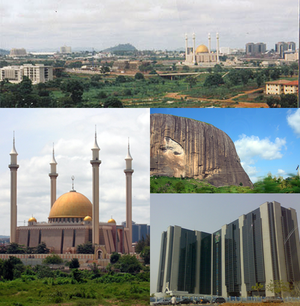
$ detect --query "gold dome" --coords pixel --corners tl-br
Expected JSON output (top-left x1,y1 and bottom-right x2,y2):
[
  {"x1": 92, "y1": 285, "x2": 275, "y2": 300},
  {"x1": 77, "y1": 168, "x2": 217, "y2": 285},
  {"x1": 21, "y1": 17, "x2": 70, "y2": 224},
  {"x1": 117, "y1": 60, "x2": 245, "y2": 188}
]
[
  {"x1": 28, "y1": 216, "x2": 37, "y2": 222},
  {"x1": 49, "y1": 191, "x2": 92, "y2": 219},
  {"x1": 83, "y1": 216, "x2": 92, "y2": 221},
  {"x1": 196, "y1": 44, "x2": 209, "y2": 53},
  {"x1": 108, "y1": 218, "x2": 116, "y2": 224}
]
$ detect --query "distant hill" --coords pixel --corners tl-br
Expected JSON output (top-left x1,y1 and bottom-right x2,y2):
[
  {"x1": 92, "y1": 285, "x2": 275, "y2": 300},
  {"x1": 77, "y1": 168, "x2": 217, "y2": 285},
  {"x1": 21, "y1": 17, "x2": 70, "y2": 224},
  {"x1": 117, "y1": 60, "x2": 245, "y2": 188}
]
[
  {"x1": 0, "y1": 235, "x2": 9, "y2": 238},
  {"x1": 102, "y1": 43, "x2": 137, "y2": 53},
  {"x1": 0, "y1": 49, "x2": 10, "y2": 56}
]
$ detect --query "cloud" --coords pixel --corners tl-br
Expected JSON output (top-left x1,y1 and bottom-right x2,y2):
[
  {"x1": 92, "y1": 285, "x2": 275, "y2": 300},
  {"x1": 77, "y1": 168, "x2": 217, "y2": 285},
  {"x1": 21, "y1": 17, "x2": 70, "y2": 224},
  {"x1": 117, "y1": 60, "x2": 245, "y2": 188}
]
[
  {"x1": 235, "y1": 134, "x2": 286, "y2": 161},
  {"x1": 287, "y1": 109, "x2": 300, "y2": 137}
]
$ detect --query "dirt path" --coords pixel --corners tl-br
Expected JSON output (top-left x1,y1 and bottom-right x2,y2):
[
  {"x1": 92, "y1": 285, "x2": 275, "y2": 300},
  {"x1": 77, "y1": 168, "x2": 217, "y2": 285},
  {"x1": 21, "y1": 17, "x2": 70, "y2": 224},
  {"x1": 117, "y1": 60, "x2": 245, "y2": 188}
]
[{"x1": 164, "y1": 88, "x2": 269, "y2": 108}]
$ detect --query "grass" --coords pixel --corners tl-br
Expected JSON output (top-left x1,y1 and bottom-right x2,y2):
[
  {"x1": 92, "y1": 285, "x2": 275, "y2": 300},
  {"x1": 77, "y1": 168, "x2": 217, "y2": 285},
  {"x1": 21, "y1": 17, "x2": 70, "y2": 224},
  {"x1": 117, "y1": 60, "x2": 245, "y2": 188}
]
[{"x1": 0, "y1": 277, "x2": 150, "y2": 306}]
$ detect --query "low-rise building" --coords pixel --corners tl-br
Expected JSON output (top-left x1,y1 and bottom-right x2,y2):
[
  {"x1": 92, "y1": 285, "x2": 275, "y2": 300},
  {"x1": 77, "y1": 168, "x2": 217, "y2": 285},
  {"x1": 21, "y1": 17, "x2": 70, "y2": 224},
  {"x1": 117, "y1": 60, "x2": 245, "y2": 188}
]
[{"x1": 265, "y1": 79, "x2": 298, "y2": 95}]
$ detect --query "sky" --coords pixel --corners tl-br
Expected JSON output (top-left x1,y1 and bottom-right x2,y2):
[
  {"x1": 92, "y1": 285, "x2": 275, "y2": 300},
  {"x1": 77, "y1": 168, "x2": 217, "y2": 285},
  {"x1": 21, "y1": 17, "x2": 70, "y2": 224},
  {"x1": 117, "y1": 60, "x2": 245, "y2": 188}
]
[
  {"x1": 150, "y1": 108, "x2": 300, "y2": 183},
  {"x1": 150, "y1": 193, "x2": 300, "y2": 294},
  {"x1": 0, "y1": 108, "x2": 150, "y2": 236},
  {"x1": 0, "y1": 0, "x2": 298, "y2": 51}
]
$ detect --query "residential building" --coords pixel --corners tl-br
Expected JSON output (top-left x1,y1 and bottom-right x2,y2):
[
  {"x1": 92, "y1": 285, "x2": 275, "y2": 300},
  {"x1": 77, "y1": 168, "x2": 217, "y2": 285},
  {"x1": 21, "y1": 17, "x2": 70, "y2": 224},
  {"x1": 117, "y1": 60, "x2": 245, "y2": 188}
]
[{"x1": 265, "y1": 80, "x2": 298, "y2": 95}]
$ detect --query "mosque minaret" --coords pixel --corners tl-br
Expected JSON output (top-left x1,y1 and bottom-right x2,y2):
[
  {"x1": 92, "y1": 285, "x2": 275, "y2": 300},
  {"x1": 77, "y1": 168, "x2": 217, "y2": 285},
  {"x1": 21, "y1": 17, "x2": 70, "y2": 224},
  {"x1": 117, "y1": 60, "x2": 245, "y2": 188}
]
[
  {"x1": 90, "y1": 130, "x2": 101, "y2": 246},
  {"x1": 49, "y1": 145, "x2": 58, "y2": 208},
  {"x1": 9, "y1": 133, "x2": 19, "y2": 243},
  {"x1": 124, "y1": 140, "x2": 134, "y2": 250}
]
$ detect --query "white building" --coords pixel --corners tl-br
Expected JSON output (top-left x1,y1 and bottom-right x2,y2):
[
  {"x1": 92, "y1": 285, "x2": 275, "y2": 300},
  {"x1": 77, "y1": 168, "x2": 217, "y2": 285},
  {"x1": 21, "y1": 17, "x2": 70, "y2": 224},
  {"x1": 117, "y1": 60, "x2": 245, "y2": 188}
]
[{"x1": 0, "y1": 64, "x2": 53, "y2": 84}]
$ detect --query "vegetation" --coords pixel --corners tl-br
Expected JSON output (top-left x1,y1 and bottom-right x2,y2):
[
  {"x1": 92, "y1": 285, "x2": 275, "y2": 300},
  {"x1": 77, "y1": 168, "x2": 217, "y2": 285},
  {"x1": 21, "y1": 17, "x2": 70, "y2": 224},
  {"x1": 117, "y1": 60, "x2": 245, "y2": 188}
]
[
  {"x1": 0, "y1": 255, "x2": 149, "y2": 305},
  {"x1": 150, "y1": 174, "x2": 300, "y2": 193},
  {"x1": 0, "y1": 242, "x2": 49, "y2": 254},
  {"x1": 76, "y1": 241, "x2": 94, "y2": 254},
  {"x1": 135, "y1": 235, "x2": 150, "y2": 265},
  {"x1": 42, "y1": 254, "x2": 63, "y2": 265}
]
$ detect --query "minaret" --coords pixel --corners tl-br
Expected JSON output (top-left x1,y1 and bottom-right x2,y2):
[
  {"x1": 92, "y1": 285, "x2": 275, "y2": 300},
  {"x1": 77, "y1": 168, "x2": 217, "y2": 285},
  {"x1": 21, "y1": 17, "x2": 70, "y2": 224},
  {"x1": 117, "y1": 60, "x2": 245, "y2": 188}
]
[
  {"x1": 192, "y1": 33, "x2": 196, "y2": 64},
  {"x1": 90, "y1": 129, "x2": 101, "y2": 245},
  {"x1": 49, "y1": 144, "x2": 58, "y2": 208},
  {"x1": 9, "y1": 132, "x2": 19, "y2": 243},
  {"x1": 185, "y1": 33, "x2": 188, "y2": 62},
  {"x1": 208, "y1": 33, "x2": 211, "y2": 53},
  {"x1": 124, "y1": 139, "x2": 134, "y2": 251},
  {"x1": 216, "y1": 32, "x2": 220, "y2": 63}
]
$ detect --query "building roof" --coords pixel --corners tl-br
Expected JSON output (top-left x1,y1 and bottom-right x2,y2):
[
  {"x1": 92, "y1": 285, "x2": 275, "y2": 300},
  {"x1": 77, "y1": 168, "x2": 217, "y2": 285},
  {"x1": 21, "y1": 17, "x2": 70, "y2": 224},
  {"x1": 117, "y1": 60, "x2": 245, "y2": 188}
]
[
  {"x1": 266, "y1": 79, "x2": 291, "y2": 85},
  {"x1": 48, "y1": 191, "x2": 92, "y2": 219},
  {"x1": 196, "y1": 45, "x2": 209, "y2": 53},
  {"x1": 286, "y1": 80, "x2": 298, "y2": 86}
]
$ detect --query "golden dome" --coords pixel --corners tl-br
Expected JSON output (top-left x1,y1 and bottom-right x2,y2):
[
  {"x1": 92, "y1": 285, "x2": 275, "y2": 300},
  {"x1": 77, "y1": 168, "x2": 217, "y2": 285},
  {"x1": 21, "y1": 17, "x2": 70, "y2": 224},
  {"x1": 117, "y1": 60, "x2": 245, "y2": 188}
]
[
  {"x1": 49, "y1": 191, "x2": 92, "y2": 219},
  {"x1": 83, "y1": 216, "x2": 92, "y2": 221},
  {"x1": 108, "y1": 218, "x2": 116, "y2": 224},
  {"x1": 196, "y1": 44, "x2": 209, "y2": 53},
  {"x1": 28, "y1": 216, "x2": 37, "y2": 222}
]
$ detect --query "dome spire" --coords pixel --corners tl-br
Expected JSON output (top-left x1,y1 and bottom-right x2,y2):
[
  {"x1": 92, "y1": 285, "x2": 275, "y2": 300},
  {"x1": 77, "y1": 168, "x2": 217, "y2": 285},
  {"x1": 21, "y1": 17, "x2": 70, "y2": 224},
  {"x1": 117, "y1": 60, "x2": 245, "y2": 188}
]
[
  {"x1": 71, "y1": 175, "x2": 76, "y2": 192},
  {"x1": 10, "y1": 131, "x2": 18, "y2": 156},
  {"x1": 92, "y1": 125, "x2": 100, "y2": 151},
  {"x1": 125, "y1": 137, "x2": 133, "y2": 160},
  {"x1": 50, "y1": 143, "x2": 57, "y2": 165}
]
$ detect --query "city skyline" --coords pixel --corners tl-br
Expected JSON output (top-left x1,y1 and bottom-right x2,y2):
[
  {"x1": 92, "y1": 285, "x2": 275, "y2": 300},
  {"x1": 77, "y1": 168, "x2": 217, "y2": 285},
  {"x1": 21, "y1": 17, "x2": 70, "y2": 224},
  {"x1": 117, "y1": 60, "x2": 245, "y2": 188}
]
[
  {"x1": 1, "y1": 0, "x2": 298, "y2": 51},
  {"x1": 150, "y1": 194, "x2": 300, "y2": 294},
  {"x1": 0, "y1": 109, "x2": 150, "y2": 236}
]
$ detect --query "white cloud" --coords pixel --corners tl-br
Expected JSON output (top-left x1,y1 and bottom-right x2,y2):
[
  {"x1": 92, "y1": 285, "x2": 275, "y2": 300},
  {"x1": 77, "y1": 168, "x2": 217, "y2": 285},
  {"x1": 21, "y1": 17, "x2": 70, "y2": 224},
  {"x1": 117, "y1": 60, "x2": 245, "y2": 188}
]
[
  {"x1": 287, "y1": 109, "x2": 300, "y2": 137},
  {"x1": 235, "y1": 134, "x2": 286, "y2": 161},
  {"x1": 277, "y1": 169, "x2": 287, "y2": 177}
]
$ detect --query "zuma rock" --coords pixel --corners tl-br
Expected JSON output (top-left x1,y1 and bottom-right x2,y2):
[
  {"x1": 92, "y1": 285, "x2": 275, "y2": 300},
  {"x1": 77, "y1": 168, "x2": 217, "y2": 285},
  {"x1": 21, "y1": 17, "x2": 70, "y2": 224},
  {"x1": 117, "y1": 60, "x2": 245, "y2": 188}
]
[{"x1": 150, "y1": 113, "x2": 252, "y2": 187}]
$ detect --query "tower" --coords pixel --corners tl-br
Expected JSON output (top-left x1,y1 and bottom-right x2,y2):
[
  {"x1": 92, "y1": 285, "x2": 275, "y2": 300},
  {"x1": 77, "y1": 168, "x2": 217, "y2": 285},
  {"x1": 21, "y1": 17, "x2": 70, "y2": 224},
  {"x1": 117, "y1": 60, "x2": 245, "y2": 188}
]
[
  {"x1": 185, "y1": 33, "x2": 188, "y2": 62},
  {"x1": 49, "y1": 144, "x2": 58, "y2": 208},
  {"x1": 124, "y1": 139, "x2": 134, "y2": 250},
  {"x1": 216, "y1": 32, "x2": 220, "y2": 63},
  {"x1": 208, "y1": 33, "x2": 211, "y2": 53},
  {"x1": 192, "y1": 33, "x2": 196, "y2": 64},
  {"x1": 9, "y1": 133, "x2": 19, "y2": 243},
  {"x1": 90, "y1": 130, "x2": 101, "y2": 245}
]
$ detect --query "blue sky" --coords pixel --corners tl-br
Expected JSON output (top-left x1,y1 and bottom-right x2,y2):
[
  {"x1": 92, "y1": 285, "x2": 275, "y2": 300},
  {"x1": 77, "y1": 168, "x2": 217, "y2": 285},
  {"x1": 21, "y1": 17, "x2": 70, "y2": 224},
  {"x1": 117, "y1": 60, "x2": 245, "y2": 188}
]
[{"x1": 150, "y1": 108, "x2": 300, "y2": 183}]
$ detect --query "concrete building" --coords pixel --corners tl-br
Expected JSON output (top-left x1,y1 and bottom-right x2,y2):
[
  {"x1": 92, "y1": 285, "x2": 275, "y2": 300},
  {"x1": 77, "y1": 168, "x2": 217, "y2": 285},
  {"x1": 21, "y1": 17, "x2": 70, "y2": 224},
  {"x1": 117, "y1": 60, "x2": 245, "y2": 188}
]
[
  {"x1": 9, "y1": 48, "x2": 27, "y2": 57},
  {"x1": 0, "y1": 64, "x2": 53, "y2": 84},
  {"x1": 245, "y1": 43, "x2": 266, "y2": 56},
  {"x1": 157, "y1": 201, "x2": 300, "y2": 298},
  {"x1": 9, "y1": 132, "x2": 136, "y2": 258},
  {"x1": 275, "y1": 42, "x2": 296, "y2": 58},
  {"x1": 265, "y1": 80, "x2": 298, "y2": 95},
  {"x1": 60, "y1": 46, "x2": 72, "y2": 54},
  {"x1": 122, "y1": 221, "x2": 150, "y2": 243},
  {"x1": 184, "y1": 33, "x2": 219, "y2": 65}
]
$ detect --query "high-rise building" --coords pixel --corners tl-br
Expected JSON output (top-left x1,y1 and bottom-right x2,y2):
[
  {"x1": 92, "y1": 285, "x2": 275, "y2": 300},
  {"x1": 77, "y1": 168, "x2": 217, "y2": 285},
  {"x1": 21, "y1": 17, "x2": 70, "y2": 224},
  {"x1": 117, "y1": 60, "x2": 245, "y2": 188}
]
[
  {"x1": 275, "y1": 42, "x2": 296, "y2": 58},
  {"x1": 60, "y1": 46, "x2": 72, "y2": 54},
  {"x1": 157, "y1": 201, "x2": 300, "y2": 297},
  {"x1": 245, "y1": 42, "x2": 266, "y2": 55}
]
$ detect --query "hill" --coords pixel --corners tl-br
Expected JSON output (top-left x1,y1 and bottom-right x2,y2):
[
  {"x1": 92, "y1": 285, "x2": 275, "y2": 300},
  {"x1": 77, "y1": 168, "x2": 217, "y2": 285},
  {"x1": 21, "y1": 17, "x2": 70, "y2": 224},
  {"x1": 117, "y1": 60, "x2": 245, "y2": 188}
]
[
  {"x1": 102, "y1": 43, "x2": 137, "y2": 53},
  {"x1": 0, "y1": 49, "x2": 10, "y2": 56}
]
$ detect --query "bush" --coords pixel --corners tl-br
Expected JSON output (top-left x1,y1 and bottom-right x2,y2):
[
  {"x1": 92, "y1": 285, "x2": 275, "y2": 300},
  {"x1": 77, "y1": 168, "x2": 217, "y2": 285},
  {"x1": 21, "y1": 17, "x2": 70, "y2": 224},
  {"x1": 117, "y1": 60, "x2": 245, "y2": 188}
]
[
  {"x1": 69, "y1": 258, "x2": 80, "y2": 269},
  {"x1": 42, "y1": 254, "x2": 63, "y2": 265},
  {"x1": 134, "y1": 72, "x2": 144, "y2": 80},
  {"x1": 103, "y1": 97, "x2": 123, "y2": 108}
]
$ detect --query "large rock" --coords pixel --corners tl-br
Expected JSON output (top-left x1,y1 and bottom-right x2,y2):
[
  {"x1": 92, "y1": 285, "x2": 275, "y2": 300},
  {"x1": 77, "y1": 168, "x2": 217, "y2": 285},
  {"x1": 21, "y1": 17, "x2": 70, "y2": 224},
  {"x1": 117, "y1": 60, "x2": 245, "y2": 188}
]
[{"x1": 150, "y1": 113, "x2": 252, "y2": 187}]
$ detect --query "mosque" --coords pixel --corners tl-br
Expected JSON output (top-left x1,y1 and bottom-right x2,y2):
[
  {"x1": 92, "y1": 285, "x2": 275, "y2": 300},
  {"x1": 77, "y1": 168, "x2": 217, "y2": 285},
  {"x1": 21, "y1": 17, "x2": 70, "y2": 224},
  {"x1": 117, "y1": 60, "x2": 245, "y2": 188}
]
[
  {"x1": 8, "y1": 132, "x2": 134, "y2": 258},
  {"x1": 184, "y1": 33, "x2": 220, "y2": 65}
]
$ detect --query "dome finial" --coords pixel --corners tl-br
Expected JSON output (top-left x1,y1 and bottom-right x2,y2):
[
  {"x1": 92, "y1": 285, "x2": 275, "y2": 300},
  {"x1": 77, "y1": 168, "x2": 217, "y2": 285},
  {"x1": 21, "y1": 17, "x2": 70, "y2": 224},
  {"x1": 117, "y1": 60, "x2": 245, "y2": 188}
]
[
  {"x1": 10, "y1": 131, "x2": 18, "y2": 155},
  {"x1": 125, "y1": 137, "x2": 133, "y2": 160},
  {"x1": 92, "y1": 125, "x2": 100, "y2": 150},
  {"x1": 71, "y1": 175, "x2": 76, "y2": 192},
  {"x1": 51, "y1": 143, "x2": 57, "y2": 164}
]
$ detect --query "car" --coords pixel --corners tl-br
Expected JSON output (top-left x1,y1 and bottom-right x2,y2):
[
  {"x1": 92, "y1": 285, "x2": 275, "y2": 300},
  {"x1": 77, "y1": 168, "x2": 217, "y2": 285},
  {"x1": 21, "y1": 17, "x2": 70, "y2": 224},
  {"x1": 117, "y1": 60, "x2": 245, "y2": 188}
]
[
  {"x1": 211, "y1": 297, "x2": 226, "y2": 304},
  {"x1": 152, "y1": 299, "x2": 171, "y2": 305},
  {"x1": 197, "y1": 298, "x2": 211, "y2": 304},
  {"x1": 262, "y1": 297, "x2": 283, "y2": 303},
  {"x1": 177, "y1": 298, "x2": 193, "y2": 304}
]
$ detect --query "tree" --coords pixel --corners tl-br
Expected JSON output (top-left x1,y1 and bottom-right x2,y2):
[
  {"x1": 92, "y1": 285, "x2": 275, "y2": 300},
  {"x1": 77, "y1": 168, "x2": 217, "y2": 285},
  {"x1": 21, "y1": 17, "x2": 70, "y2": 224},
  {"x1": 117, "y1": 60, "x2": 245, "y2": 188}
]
[
  {"x1": 60, "y1": 80, "x2": 84, "y2": 105},
  {"x1": 35, "y1": 242, "x2": 49, "y2": 254},
  {"x1": 6, "y1": 243, "x2": 25, "y2": 254},
  {"x1": 182, "y1": 65, "x2": 190, "y2": 72},
  {"x1": 140, "y1": 246, "x2": 150, "y2": 265},
  {"x1": 134, "y1": 72, "x2": 144, "y2": 80},
  {"x1": 42, "y1": 254, "x2": 63, "y2": 265},
  {"x1": 280, "y1": 94, "x2": 297, "y2": 108},
  {"x1": 266, "y1": 96, "x2": 280, "y2": 108},
  {"x1": 110, "y1": 252, "x2": 121, "y2": 264},
  {"x1": 185, "y1": 76, "x2": 197, "y2": 88},
  {"x1": 103, "y1": 96, "x2": 123, "y2": 108},
  {"x1": 115, "y1": 75, "x2": 127, "y2": 83},
  {"x1": 251, "y1": 282, "x2": 264, "y2": 296},
  {"x1": 76, "y1": 241, "x2": 94, "y2": 254},
  {"x1": 204, "y1": 73, "x2": 224, "y2": 87},
  {"x1": 69, "y1": 258, "x2": 80, "y2": 269},
  {"x1": 117, "y1": 254, "x2": 142, "y2": 274},
  {"x1": 213, "y1": 64, "x2": 223, "y2": 73},
  {"x1": 19, "y1": 76, "x2": 32, "y2": 95},
  {"x1": 266, "y1": 280, "x2": 290, "y2": 297}
]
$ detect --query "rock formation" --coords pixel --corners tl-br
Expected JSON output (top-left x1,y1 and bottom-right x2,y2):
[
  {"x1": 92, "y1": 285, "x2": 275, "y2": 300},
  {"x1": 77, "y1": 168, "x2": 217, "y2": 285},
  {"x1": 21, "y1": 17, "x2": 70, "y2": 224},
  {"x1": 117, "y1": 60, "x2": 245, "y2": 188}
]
[{"x1": 150, "y1": 113, "x2": 252, "y2": 187}]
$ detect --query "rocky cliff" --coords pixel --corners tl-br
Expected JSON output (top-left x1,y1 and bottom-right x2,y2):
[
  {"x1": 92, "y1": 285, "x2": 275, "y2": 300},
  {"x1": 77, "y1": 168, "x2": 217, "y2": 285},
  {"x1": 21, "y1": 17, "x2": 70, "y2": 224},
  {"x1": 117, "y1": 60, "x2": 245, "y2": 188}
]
[{"x1": 150, "y1": 113, "x2": 252, "y2": 187}]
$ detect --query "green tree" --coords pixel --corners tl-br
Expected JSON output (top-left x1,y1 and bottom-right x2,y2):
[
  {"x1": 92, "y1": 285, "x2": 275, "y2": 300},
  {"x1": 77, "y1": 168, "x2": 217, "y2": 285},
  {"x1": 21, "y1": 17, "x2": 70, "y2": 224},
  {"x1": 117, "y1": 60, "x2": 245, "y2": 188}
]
[
  {"x1": 266, "y1": 96, "x2": 280, "y2": 108},
  {"x1": 182, "y1": 65, "x2": 190, "y2": 72},
  {"x1": 204, "y1": 74, "x2": 224, "y2": 87},
  {"x1": 60, "y1": 80, "x2": 84, "y2": 105},
  {"x1": 103, "y1": 96, "x2": 123, "y2": 108},
  {"x1": 280, "y1": 94, "x2": 297, "y2": 108},
  {"x1": 35, "y1": 242, "x2": 49, "y2": 254},
  {"x1": 140, "y1": 246, "x2": 150, "y2": 265},
  {"x1": 266, "y1": 280, "x2": 290, "y2": 297},
  {"x1": 6, "y1": 243, "x2": 25, "y2": 254},
  {"x1": 19, "y1": 76, "x2": 32, "y2": 95},
  {"x1": 134, "y1": 72, "x2": 145, "y2": 80},
  {"x1": 76, "y1": 241, "x2": 94, "y2": 254},
  {"x1": 251, "y1": 282, "x2": 264, "y2": 295},
  {"x1": 69, "y1": 258, "x2": 80, "y2": 269},
  {"x1": 117, "y1": 254, "x2": 142, "y2": 274},
  {"x1": 42, "y1": 254, "x2": 63, "y2": 265},
  {"x1": 72, "y1": 268, "x2": 85, "y2": 283},
  {"x1": 185, "y1": 76, "x2": 197, "y2": 88},
  {"x1": 110, "y1": 252, "x2": 121, "y2": 264},
  {"x1": 213, "y1": 64, "x2": 223, "y2": 73},
  {"x1": 115, "y1": 75, "x2": 127, "y2": 83}
]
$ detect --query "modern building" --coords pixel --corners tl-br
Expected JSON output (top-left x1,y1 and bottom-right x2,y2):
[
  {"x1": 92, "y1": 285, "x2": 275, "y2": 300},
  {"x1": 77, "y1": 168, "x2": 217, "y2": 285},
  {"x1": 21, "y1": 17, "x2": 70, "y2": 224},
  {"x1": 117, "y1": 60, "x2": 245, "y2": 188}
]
[
  {"x1": 245, "y1": 43, "x2": 266, "y2": 56},
  {"x1": 60, "y1": 46, "x2": 72, "y2": 54},
  {"x1": 0, "y1": 64, "x2": 53, "y2": 84},
  {"x1": 275, "y1": 42, "x2": 296, "y2": 58},
  {"x1": 9, "y1": 48, "x2": 27, "y2": 57},
  {"x1": 157, "y1": 201, "x2": 300, "y2": 298},
  {"x1": 122, "y1": 221, "x2": 150, "y2": 243},
  {"x1": 8, "y1": 133, "x2": 136, "y2": 258},
  {"x1": 265, "y1": 80, "x2": 298, "y2": 95},
  {"x1": 184, "y1": 33, "x2": 219, "y2": 65}
]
